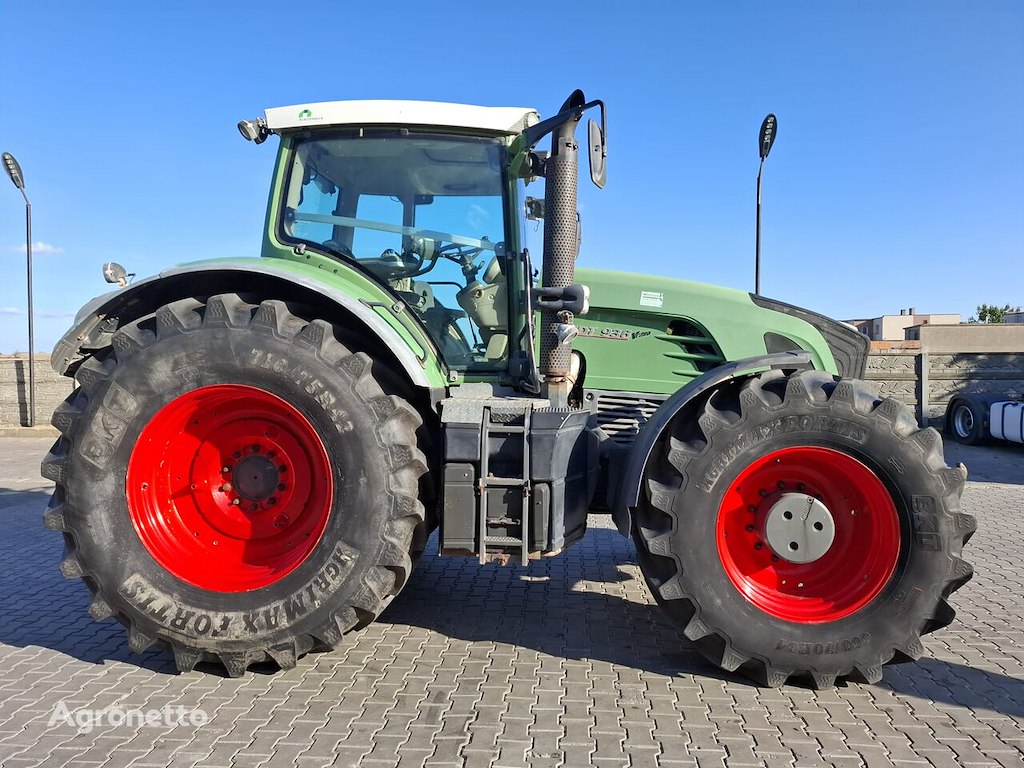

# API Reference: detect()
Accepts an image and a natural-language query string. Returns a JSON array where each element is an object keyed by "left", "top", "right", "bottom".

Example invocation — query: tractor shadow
[
  {"left": 384, "top": 523, "right": 1024, "bottom": 715},
  {"left": 383, "top": 525, "right": 732, "bottom": 681}
]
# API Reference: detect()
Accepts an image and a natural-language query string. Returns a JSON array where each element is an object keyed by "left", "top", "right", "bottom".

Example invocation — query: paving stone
[{"left": 0, "top": 441, "right": 1021, "bottom": 768}]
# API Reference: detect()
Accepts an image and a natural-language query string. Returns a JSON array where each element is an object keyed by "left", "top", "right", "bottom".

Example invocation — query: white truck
[{"left": 946, "top": 393, "right": 1024, "bottom": 445}]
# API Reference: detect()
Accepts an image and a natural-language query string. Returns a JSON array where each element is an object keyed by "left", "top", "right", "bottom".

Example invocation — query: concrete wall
[
  {"left": 864, "top": 349, "right": 1024, "bottom": 427},
  {"left": 1, "top": 349, "right": 1021, "bottom": 434},
  {"left": 0, "top": 355, "right": 74, "bottom": 429}
]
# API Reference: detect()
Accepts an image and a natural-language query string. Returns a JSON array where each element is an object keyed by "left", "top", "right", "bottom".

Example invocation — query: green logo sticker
[{"left": 298, "top": 109, "right": 313, "bottom": 119}]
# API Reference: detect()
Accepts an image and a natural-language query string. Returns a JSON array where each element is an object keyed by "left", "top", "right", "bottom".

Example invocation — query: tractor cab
[{"left": 261, "top": 101, "right": 540, "bottom": 371}]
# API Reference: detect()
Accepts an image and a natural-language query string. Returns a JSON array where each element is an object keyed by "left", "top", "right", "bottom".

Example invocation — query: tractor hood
[{"left": 571, "top": 268, "right": 867, "bottom": 395}]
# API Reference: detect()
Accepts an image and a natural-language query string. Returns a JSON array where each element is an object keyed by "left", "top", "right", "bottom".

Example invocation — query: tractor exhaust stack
[{"left": 539, "top": 92, "right": 585, "bottom": 407}]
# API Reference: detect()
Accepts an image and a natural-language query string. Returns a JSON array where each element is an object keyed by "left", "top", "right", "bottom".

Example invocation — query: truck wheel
[
  {"left": 948, "top": 398, "right": 986, "bottom": 445},
  {"left": 633, "top": 369, "right": 975, "bottom": 687},
  {"left": 42, "top": 294, "right": 427, "bottom": 676}
]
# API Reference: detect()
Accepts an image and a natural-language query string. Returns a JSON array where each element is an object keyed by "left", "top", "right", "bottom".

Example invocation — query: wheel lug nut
[
  {"left": 231, "top": 499, "right": 240, "bottom": 506},
  {"left": 745, "top": 525, "right": 755, "bottom": 533},
  {"left": 250, "top": 504, "right": 259, "bottom": 511},
  {"left": 220, "top": 483, "right": 233, "bottom": 492},
  {"left": 252, "top": 445, "right": 260, "bottom": 453},
  {"left": 277, "top": 484, "right": 286, "bottom": 492},
  {"left": 274, "top": 513, "right": 289, "bottom": 528},
  {"left": 267, "top": 451, "right": 276, "bottom": 459},
  {"left": 222, "top": 466, "right": 231, "bottom": 474},
  {"left": 268, "top": 497, "right": 277, "bottom": 506},
  {"left": 754, "top": 542, "right": 764, "bottom": 550},
  {"left": 759, "top": 489, "right": 768, "bottom": 498}
]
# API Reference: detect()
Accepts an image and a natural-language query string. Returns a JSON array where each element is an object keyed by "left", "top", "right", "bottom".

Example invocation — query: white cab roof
[{"left": 265, "top": 100, "right": 539, "bottom": 135}]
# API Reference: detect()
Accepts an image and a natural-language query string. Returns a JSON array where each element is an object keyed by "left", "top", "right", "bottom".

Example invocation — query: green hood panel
[{"left": 573, "top": 268, "right": 837, "bottom": 394}]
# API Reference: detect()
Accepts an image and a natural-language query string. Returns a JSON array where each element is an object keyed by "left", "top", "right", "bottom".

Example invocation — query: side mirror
[
  {"left": 102, "top": 262, "right": 131, "bottom": 288},
  {"left": 588, "top": 119, "right": 606, "bottom": 189}
]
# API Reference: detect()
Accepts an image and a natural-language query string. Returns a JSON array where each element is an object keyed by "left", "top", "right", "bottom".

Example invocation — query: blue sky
[{"left": 0, "top": 2, "right": 1021, "bottom": 353}]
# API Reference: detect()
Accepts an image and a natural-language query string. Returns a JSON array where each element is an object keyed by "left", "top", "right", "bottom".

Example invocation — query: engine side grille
[
  {"left": 655, "top": 319, "right": 726, "bottom": 375},
  {"left": 590, "top": 391, "right": 668, "bottom": 446}
]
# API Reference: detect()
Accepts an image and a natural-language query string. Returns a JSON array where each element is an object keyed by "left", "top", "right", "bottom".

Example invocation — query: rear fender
[
  {"left": 51, "top": 261, "right": 444, "bottom": 391},
  {"left": 612, "top": 351, "right": 814, "bottom": 535}
]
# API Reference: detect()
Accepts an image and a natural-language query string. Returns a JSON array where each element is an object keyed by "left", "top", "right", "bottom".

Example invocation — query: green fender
[{"left": 51, "top": 258, "right": 448, "bottom": 391}]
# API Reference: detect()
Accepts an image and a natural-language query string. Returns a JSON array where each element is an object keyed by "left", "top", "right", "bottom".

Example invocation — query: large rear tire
[
  {"left": 42, "top": 294, "right": 428, "bottom": 676},
  {"left": 633, "top": 369, "right": 975, "bottom": 687}
]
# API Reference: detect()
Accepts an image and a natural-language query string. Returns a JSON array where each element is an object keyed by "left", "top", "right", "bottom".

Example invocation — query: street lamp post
[
  {"left": 755, "top": 114, "right": 777, "bottom": 296},
  {"left": 2, "top": 152, "right": 36, "bottom": 427}
]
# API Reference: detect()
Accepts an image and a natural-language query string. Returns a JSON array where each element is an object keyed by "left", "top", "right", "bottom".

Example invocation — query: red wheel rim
[
  {"left": 127, "top": 384, "right": 333, "bottom": 592},
  {"left": 716, "top": 446, "right": 900, "bottom": 623}
]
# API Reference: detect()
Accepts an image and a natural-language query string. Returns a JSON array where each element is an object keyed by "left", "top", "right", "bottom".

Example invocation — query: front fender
[
  {"left": 52, "top": 259, "right": 446, "bottom": 390},
  {"left": 611, "top": 351, "right": 813, "bottom": 536}
]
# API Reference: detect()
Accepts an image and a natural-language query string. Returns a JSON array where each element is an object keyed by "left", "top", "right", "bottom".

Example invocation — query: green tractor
[{"left": 43, "top": 90, "right": 974, "bottom": 687}]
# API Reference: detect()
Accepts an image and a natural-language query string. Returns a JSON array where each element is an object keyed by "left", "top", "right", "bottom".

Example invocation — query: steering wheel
[
  {"left": 436, "top": 242, "right": 486, "bottom": 264},
  {"left": 402, "top": 240, "right": 484, "bottom": 278}
]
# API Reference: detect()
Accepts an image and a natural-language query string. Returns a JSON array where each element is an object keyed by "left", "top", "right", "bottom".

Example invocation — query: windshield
[{"left": 280, "top": 133, "right": 511, "bottom": 369}]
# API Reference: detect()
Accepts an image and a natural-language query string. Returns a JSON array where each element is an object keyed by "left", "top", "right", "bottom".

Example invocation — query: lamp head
[{"left": 2, "top": 152, "right": 25, "bottom": 190}]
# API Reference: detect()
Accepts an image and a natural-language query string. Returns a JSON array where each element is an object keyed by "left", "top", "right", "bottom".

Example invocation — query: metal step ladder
[{"left": 477, "top": 405, "right": 532, "bottom": 566}]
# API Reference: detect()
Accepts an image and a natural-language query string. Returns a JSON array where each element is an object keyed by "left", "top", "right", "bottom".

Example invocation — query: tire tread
[{"left": 43, "top": 293, "right": 428, "bottom": 677}]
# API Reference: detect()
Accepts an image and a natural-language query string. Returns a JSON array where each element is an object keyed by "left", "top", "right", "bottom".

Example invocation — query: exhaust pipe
[
  {"left": 540, "top": 92, "right": 585, "bottom": 406},
  {"left": 511, "top": 89, "right": 604, "bottom": 407}
]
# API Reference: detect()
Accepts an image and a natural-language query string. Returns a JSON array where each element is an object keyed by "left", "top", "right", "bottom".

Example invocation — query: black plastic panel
[{"left": 751, "top": 294, "right": 869, "bottom": 378}]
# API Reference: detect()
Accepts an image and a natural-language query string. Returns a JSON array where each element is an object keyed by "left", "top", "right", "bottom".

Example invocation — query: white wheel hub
[{"left": 764, "top": 492, "right": 836, "bottom": 564}]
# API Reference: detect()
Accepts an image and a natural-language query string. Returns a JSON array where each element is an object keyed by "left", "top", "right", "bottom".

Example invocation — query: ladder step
[
  {"left": 486, "top": 517, "right": 519, "bottom": 526},
  {"left": 484, "top": 536, "right": 524, "bottom": 545},
  {"left": 487, "top": 426, "right": 526, "bottom": 434},
  {"left": 483, "top": 476, "right": 527, "bottom": 487}
]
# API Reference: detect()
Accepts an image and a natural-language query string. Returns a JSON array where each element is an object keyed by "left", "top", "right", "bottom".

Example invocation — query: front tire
[
  {"left": 633, "top": 370, "right": 975, "bottom": 687},
  {"left": 42, "top": 294, "right": 428, "bottom": 676}
]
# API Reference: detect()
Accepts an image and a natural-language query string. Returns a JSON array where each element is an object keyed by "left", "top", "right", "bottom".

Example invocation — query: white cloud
[
  {"left": 38, "top": 310, "right": 74, "bottom": 318},
  {"left": 0, "top": 307, "right": 24, "bottom": 315},
  {"left": 6, "top": 241, "right": 65, "bottom": 255},
  {"left": 466, "top": 204, "right": 490, "bottom": 232}
]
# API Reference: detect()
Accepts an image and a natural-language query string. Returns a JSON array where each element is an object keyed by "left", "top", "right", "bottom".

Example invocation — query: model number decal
[
  {"left": 639, "top": 291, "right": 664, "bottom": 308},
  {"left": 576, "top": 325, "right": 651, "bottom": 341}
]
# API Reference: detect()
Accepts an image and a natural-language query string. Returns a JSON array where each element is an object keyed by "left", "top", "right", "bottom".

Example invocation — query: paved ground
[{"left": 0, "top": 436, "right": 1021, "bottom": 768}]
